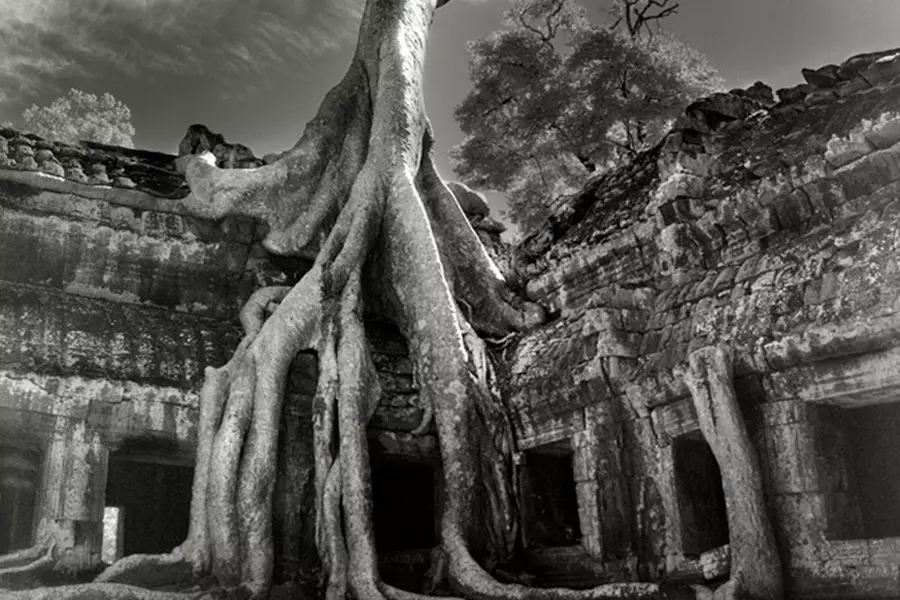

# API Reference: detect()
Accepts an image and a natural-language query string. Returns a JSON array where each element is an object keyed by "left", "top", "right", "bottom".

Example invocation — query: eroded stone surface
[
  {"left": 0, "top": 129, "right": 430, "bottom": 584},
  {"left": 507, "top": 48, "right": 900, "bottom": 597},
  {"left": 3, "top": 48, "right": 900, "bottom": 597}
]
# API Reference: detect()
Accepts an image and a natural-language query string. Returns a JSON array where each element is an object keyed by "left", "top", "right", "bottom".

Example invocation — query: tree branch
[
  {"left": 615, "top": 0, "right": 679, "bottom": 39},
  {"left": 513, "top": 0, "right": 565, "bottom": 51}
]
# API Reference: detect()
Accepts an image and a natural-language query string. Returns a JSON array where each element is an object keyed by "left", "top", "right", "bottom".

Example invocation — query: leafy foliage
[
  {"left": 451, "top": 0, "right": 724, "bottom": 230},
  {"left": 19, "top": 89, "right": 135, "bottom": 147}
]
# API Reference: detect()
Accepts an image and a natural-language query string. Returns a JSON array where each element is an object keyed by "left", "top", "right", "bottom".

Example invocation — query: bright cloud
[{"left": 0, "top": 0, "right": 363, "bottom": 103}]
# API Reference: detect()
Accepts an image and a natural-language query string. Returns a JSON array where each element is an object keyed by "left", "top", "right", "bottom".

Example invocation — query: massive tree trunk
[
  {"left": 680, "top": 347, "right": 783, "bottom": 600},
  {"left": 3, "top": 1, "right": 693, "bottom": 598}
]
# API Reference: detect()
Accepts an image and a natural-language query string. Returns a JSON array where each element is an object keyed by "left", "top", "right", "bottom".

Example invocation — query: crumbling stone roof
[
  {"left": 520, "top": 48, "right": 900, "bottom": 261},
  {"left": 509, "top": 48, "right": 900, "bottom": 433},
  {"left": 0, "top": 127, "right": 189, "bottom": 198},
  {"left": 0, "top": 125, "right": 504, "bottom": 239}
]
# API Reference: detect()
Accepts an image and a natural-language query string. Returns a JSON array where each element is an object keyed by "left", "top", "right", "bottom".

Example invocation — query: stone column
[
  {"left": 50, "top": 417, "right": 106, "bottom": 574},
  {"left": 573, "top": 422, "right": 602, "bottom": 558}
]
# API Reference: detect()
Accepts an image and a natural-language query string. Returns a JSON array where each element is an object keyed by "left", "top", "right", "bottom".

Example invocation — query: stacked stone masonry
[
  {"left": 509, "top": 48, "right": 900, "bottom": 597},
  {"left": 2, "top": 47, "right": 900, "bottom": 598},
  {"left": 0, "top": 129, "right": 436, "bottom": 580}
]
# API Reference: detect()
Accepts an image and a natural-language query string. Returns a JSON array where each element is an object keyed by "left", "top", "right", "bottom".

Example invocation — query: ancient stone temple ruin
[{"left": 1, "top": 48, "right": 900, "bottom": 598}]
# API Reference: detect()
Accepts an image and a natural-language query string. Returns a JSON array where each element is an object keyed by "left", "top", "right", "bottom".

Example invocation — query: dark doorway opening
[
  {"left": 522, "top": 445, "right": 581, "bottom": 548},
  {"left": 0, "top": 446, "right": 41, "bottom": 554},
  {"left": 105, "top": 449, "right": 193, "bottom": 556},
  {"left": 371, "top": 459, "right": 436, "bottom": 552},
  {"left": 841, "top": 402, "right": 900, "bottom": 539},
  {"left": 673, "top": 434, "right": 729, "bottom": 557}
]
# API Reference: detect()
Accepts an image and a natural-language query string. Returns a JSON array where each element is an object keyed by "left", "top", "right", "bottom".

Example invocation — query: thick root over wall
[{"left": 0, "top": 0, "right": 744, "bottom": 599}]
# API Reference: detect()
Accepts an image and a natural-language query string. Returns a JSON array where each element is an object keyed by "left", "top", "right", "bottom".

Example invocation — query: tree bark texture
[
  {"left": 680, "top": 347, "right": 783, "bottom": 600},
  {"left": 1, "top": 1, "right": 697, "bottom": 599}
]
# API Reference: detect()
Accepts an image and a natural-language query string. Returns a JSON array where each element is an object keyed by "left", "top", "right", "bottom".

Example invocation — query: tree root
[
  {"left": 0, "top": 546, "right": 216, "bottom": 600},
  {"left": 3, "top": 582, "right": 215, "bottom": 600},
  {"left": 416, "top": 124, "right": 546, "bottom": 337},
  {"left": 0, "top": 545, "right": 55, "bottom": 589},
  {"left": 95, "top": 552, "right": 195, "bottom": 589},
  {"left": 13, "top": 1, "right": 707, "bottom": 599},
  {"left": 180, "top": 60, "right": 373, "bottom": 259},
  {"left": 678, "top": 347, "right": 783, "bottom": 600},
  {"left": 0, "top": 544, "right": 52, "bottom": 570}
]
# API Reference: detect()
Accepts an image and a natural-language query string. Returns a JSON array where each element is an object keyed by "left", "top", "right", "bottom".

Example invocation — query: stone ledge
[
  {"left": 0, "top": 179, "right": 257, "bottom": 246},
  {"left": 764, "top": 344, "right": 900, "bottom": 405},
  {"left": 0, "top": 209, "right": 254, "bottom": 320},
  {"left": 0, "top": 168, "right": 189, "bottom": 215},
  {"left": 0, "top": 369, "right": 199, "bottom": 440},
  {"left": 0, "top": 280, "right": 241, "bottom": 389}
]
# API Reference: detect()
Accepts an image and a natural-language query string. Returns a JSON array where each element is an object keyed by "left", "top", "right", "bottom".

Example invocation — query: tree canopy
[
  {"left": 15, "top": 88, "right": 136, "bottom": 148},
  {"left": 451, "top": 0, "right": 724, "bottom": 230}
]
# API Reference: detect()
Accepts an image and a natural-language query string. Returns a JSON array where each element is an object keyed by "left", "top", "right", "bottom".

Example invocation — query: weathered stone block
[
  {"left": 833, "top": 143, "right": 900, "bottom": 200},
  {"left": 861, "top": 52, "right": 900, "bottom": 84},
  {"left": 651, "top": 398, "right": 698, "bottom": 445},
  {"left": 764, "top": 422, "right": 820, "bottom": 494},
  {"left": 700, "top": 544, "right": 731, "bottom": 580},
  {"left": 825, "top": 129, "right": 875, "bottom": 168},
  {"left": 802, "top": 65, "right": 841, "bottom": 88},
  {"left": 0, "top": 283, "right": 240, "bottom": 387},
  {"left": 773, "top": 188, "right": 815, "bottom": 229},
  {"left": 835, "top": 76, "right": 872, "bottom": 98},
  {"left": 572, "top": 431, "right": 598, "bottom": 482},
  {"left": 770, "top": 493, "right": 827, "bottom": 563},
  {"left": 516, "top": 408, "right": 585, "bottom": 450},
  {"left": 867, "top": 538, "right": 900, "bottom": 567},
  {"left": 0, "top": 207, "right": 251, "bottom": 318},
  {"left": 759, "top": 400, "right": 805, "bottom": 427},
  {"left": 823, "top": 539, "right": 869, "bottom": 564},
  {"left": 861, "top": 112, "right": 900, "bottom": 150}
]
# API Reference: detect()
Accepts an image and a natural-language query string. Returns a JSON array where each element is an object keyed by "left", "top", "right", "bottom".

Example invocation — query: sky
[{"left": 1, "top": 0, "right": 898, "bottom": 228}]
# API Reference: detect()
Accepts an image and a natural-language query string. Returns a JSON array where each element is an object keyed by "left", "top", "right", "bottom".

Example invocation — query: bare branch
[
  {"left": 615, "top": 0, "right": 679, "bottom": 39},
  {"left": 544, "top": 0, "right": 567, "bottom": 41},
  {"left": 515, "top": 13, "right": 554, "bottom": 50},
  {"left": 513, "top": 0, "right": 566, "bottom": 51}
]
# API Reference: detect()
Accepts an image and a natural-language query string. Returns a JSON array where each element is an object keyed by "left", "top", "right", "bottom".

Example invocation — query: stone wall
[
  {"left": 0, "top": 135, "right": 258, "bottom": 571},
  {"left": 509, "top": 48, "right": 900, "bottom": 597},
  {"left": 0, "top": 124, "right": 512, "bottom": 580},
  {"left": 4, "top": 47, "right": 900, "bottom": 597},
  {"left": 0, "top": 131, "right": 435, "bottom": 577}
]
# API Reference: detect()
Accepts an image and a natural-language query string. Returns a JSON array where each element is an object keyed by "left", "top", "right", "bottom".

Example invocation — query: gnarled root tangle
[{"left": 1, "top": 0, "right": 698, "bottom": 599}]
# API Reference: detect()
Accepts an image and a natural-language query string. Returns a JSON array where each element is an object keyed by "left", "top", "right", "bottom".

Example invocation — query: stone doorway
[
  {"left": 673, "top": 433, "right": 729, "bottom": 557},
  {"left": 521, "top": 442, "right": 581, "bottom": 548},
  {"left": 104, "top": 445, "right": 193, "bottom": 557},
  {"left": 815, "top": 401, "right": 900, "bottom": 540},
  {"left": 0, "top": 446, "right": 41, "bottom": 554},
  {"left": 371, "top": 458, "right": 437, "bottom": 552}
]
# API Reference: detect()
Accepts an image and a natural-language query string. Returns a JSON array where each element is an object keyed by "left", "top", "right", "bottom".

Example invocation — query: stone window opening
[
  {"left": 0, "top": 445, "right": 42, "bottom": 554},
  {"left": 815, "top": 401, "right": 900, "bottom": 541},
  {"left": 520, "top": 441, "right": 581, "bottom": 549},
  {"left": 672, "top": 432, "right": 729, "bottom": 558},
  {"left": 103, "top": 437, "right": 194, "bottom": 559}
]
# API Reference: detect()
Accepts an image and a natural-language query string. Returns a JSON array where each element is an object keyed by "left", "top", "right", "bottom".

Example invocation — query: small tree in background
[
  {"left": 452, "top": 0, "right": 724, "bottom": 230},
  {"left": 17, "top": 88, "right": 135, "bottom": 148}
]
